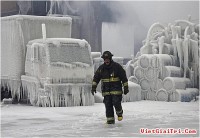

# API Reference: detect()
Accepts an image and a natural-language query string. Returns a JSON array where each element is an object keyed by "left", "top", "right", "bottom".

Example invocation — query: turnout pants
[{"left": 103, "top": 95, "right": 123, "bottom": 120}]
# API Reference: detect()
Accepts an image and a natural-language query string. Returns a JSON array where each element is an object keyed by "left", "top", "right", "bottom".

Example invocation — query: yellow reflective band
[
  {"left": 101, "top": 79, "right": 110, "bottom": 82},
  {"left": 123, "top": 82, "right": 128, "bottom": 86},
  {"left": 92, "top": 81, "right": 97, "bottom": 85},
  {"left": 107, "top": 117, "right": 115, "bottom": 121},
  {"left": 102, "top": 77, "right": 120, "bottom": 82},
  {"left": 102, "top": 91, "right": 123, "bottom": 96}
]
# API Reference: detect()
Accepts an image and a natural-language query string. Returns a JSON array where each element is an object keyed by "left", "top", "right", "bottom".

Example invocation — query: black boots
[{"left": 106, "top": 117, "right": 115, "bottom": 124}]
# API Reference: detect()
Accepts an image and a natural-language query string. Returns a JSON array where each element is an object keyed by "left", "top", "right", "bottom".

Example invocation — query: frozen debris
[
  {"left": 146, "top": 90, "right": 156, "bottom": 101},
  {"left": 134, "top": 66, "right": 145, "bottom": 81},
  {"left": 162, "top": 43, "right": 174, "bottom": 55},
  {"left": 144, "top": 67, "right": 159, "bottom": 81},
  {"left": 169, "top": 88, "right": 199, "bottom": 102},
  {"left": 140, "top": 78, "right": 150, "bottom": 91},
  {"left": 152, "top": 79, "right": 163, "bottom": 91},
  {"left": 146, "top": 22, "right": 165, "bottom": 43},
  {"left": 158, "top": 36, "right": 165, "bottom": 54},
  {"left": 128, "top": 17, "right": 199, "bottom": 102},
  {"left": 162, "top": 66, "right": 183, "bottom": 79},
  {"left": 156, "top": 89, "right": 169, "bottom": 101},
  {"left": 163, "top": 77, "right": 192, "bottom": 92},
  {"left": 141, "top": 90, "right": 148, "bottom": 100},
  {"left": 138, "top": 54, "right": 154, "bottom": 69}
]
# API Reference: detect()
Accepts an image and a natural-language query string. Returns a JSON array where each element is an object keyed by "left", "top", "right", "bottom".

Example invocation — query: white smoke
[{"left": 102, "top": 1, "right": 199, "bottom": 56}]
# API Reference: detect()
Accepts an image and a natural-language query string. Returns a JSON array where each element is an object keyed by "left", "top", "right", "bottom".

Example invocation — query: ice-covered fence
[
  {"left": 122, "top": 81, "right": 141, "bottom": 102},
  {"left": 1, "top": 15, "right": 72, "bottom": 99}
]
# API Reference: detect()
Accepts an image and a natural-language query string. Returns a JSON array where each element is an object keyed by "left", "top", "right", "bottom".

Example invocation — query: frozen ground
[{"left": 1, "top": 100, "right": 199, "bottom": 137}]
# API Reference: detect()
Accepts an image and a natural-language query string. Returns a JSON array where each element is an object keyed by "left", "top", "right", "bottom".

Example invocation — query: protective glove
[{"left": 124, "top": 86, "right": 129, "bottom": 95}]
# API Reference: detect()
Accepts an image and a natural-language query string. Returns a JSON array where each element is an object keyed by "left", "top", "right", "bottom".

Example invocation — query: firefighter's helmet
[{"left": 101, "top": 51, "right": 113, "bottom": 59}]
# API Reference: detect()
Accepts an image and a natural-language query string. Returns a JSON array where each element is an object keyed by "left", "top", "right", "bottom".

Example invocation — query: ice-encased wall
[
  {"left": 127, "top": 18, "right": 199, "bottom": 102},
  {"left": 1, "top": 15, "right": 72, "bottom": 99}
]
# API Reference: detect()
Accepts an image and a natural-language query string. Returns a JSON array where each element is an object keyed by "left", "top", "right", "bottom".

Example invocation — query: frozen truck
[{"left": 1, "top": 15, "right": 94, "bottom": 106}]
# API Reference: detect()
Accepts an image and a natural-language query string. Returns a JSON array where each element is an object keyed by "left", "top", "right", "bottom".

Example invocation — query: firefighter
[{"left": 91, "top": 51, "right": 129, "bottom": 124}]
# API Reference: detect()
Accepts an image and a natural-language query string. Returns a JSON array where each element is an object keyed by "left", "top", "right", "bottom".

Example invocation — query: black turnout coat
[{"left": 92, "top": 61, "right": 128, "bottom": 96}]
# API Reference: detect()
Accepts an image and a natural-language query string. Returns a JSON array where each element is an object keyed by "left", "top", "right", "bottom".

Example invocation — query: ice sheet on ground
[{"left": 1, "top": 100, "right": 199, "bottom": 137}]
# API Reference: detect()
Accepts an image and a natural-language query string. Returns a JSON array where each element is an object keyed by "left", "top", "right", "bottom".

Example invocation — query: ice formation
[
  {"left": 169, "top": 88, "right": 199, "bottom": 102},
  {"left": 127, "top": 17, "right": 199, "bottom": 102},
  {"left": 1, "top": 15, "right": 72, "bottom": 102},
  {"left": 122, "top": 81, "right": 141, "bottom": 102},
  {"left": 20, "top": 38, "right": 95, "bottom": 107}
]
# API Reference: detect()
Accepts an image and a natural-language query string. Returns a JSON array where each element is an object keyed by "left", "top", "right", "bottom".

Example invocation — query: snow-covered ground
[{"left": 1, "top": 100, "right": 199, "bottom": 137}]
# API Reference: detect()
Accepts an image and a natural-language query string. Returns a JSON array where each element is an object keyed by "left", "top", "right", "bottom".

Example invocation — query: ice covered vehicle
[
  {"left": 1, "top": 15, "right": 94, "bottom": 106},
  {"left": 21, "top": 38, "right": 94, "bottom": 107}
]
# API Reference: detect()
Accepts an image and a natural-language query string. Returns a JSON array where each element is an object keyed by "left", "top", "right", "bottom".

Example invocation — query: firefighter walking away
[{"left": 91, "top": 51, "right": 129, "bottom": 124}]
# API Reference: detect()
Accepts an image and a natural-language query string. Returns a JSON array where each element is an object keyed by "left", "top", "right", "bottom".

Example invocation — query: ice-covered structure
[
  {"left": 126, "top": 18, "right": 199, "bottom": 102},
  {"left": 1, "top": 15, "right": 95, "bottom": 107},
  {"left": 1, "top": 15, "right": 72, "bottom": 100},
  {"left": 21, "top": 38, "right": 94, "bottom": 107}
]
